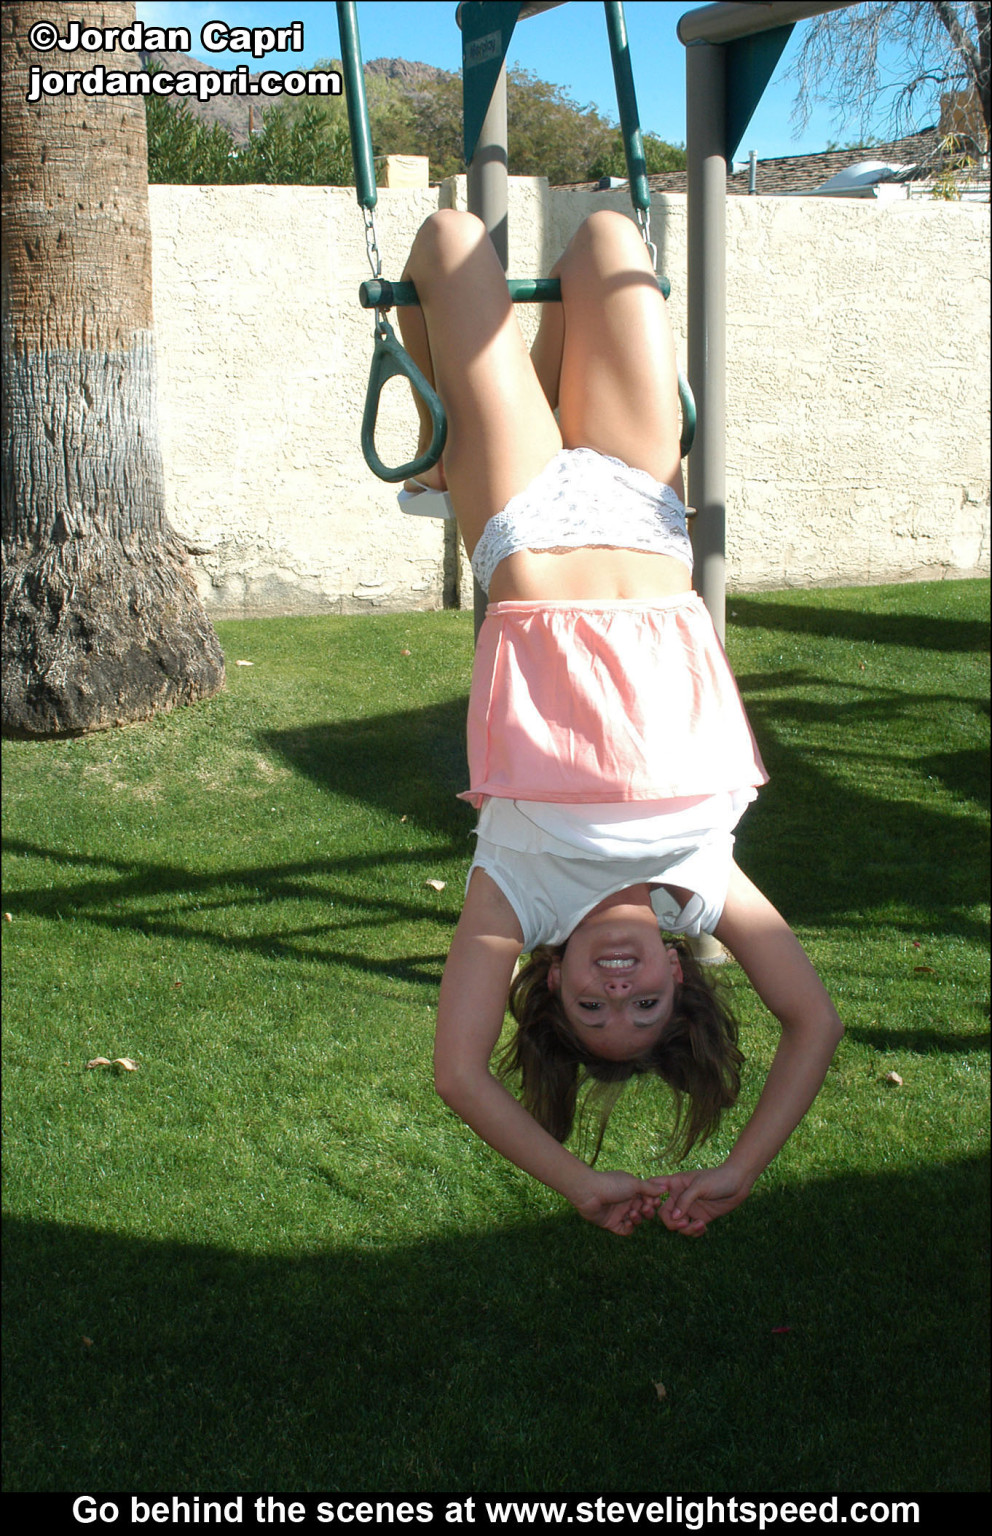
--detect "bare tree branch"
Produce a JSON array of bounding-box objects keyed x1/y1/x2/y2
[{"x1": 788, "y1": 2, "x2": 990, "y2": 144}]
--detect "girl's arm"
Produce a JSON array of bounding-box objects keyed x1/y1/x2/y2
[
  {"x1": 435, "y1": 869, "x2": 660, "y2": 1236},
  {"x1": 652, "y1": 860, "x2": 844, "y2": 1236}
]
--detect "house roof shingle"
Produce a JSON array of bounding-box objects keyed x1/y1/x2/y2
[{"x1": 564, "y1": 127, "x2": 989, "y2": 197}]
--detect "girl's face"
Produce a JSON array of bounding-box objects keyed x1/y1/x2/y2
[{"x1": 547, "y1": 885, "x2": 683, "y2": 1062}]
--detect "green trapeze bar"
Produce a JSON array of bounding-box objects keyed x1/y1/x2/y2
[
  {"x1": 360, "y1": 274, "x2": 672, "y2": 309},
  {"x1": 359, "y1": 275, "x2": 693, "y2": 461}
]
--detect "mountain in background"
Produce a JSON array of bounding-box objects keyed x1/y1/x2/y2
[
  {"x1": 142, "y1": 51, "x2": 687, "y2": 186},
  {"x1": 140, "y1": 52, "x2": 451, "y2": 146}
]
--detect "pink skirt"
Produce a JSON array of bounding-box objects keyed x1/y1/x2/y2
[{"x1": 459, "y1": 594, "x2": 768, "y2": 809}]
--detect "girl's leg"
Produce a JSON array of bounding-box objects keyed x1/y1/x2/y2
[
  {"x1": 535, "y1": 210, "x2": 685, "y2": 499},
  {"x1": 397, "y1": 211, "x2": 561, "y2": 552},
  {"x1": 395, "y1": 297, "x2": 447, "y2": 491},
  {"x1": 528, "y1": 293, "x2": 564, "y2": 414}
]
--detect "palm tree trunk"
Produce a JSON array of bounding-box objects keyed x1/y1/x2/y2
[{"x1": 1, "y1": 0, "x2": 224, "y2": 735}]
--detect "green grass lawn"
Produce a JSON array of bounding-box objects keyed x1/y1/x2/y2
[{"x1": 2, "y1": 580, "x2": 989, "y2": 1495}]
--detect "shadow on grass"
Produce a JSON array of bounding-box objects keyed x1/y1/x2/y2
[
  {"x1": 843, "y1": 1022, "x2": 990, "y2": 1053},
  {"x1": 919, "y1": 747, "x2": 990, "y2": 808},
  {"x1": 4, "y1": 577, "x2": 988, "y2": 990},
  {"x1": 727, "y1": 596, "x2": 990, "y2": 654},
  {"x1": 260, "y1": 673, "x2": 988, "y2": 944},
  {"x1": 4, "y1": 1159, "x2": 988, "y2": 1496},
  {"x1": 262, "y1": 653, "x2": 987, "y2": 944},
  {"x1": 725, "y1": 675, "x2": 989, "y2": 941},
  {"x1": 1, "y1": 839, "x2": 466, "y2": 985},
  {"x1": 262, "y1": 697, "x2": 472, "y2": 842},
  {"x1": 4, "y1": 702, "x2": 477, "y2": 985},
  {"x1": 3, "y1": 653, "x2": 988, "y2": 977}
]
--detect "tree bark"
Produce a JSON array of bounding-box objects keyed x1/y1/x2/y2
[
  {"x1": 934, "y1": 3, "x2": 991, "y2": 137},
  {"x1": 1, "y1": 0, "x2": 224, "y2": 736}
]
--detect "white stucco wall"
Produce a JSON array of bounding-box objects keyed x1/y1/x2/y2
[
  {"x1": 149, "y1": 181, "x2": 989, "y2": 616},
  {"x1": 720, "y1": 194, "x2": 990, "y2": 588}
]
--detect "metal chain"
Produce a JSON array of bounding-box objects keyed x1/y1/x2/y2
[
  {"x1": 362, "y1": 206, "x2": 382, "y2": 279},
  {"x1": 362, "y1": 206, "x2": 387, "y2": 335},
  {"x1": 636, "y1": 206, "x2": 658, "y2": 272}
]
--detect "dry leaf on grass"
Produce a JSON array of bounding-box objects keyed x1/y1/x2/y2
[
  {"x1": 236, "y1": 660, "x2": 254, "y2": 667},
  {"x1": 86, "y1": 1058, "x2": 112, "y2": 1069},
  {"x1": 885, "y1": 1071, "x2": 903, "y2": 1086},
  {"x1": 425, "y1": 879, "x2": 446, "y2": 892},
  {"x1": 652, "y1": 1381, "x2": 667, "y2": 1401},
  {"x1": 113, "y1": 1058, "x2": 139, "y2": 1072}
]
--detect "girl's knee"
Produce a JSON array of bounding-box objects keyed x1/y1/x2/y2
[
  {"x1": 574, "y1": 209, "x2": 649, "y2": 260},
  {"x1": 405, "y1": 210, "x2": 496, "y2": 296},
  {"x1": 412, "y1": 209, "x2": 488, "y2": 266},
  {"x1": 554, "y1": 210, "x2": 654, "y2": 287},
  {"x1": 582, "y1": 208, "x2": 637, "y2": 236}
]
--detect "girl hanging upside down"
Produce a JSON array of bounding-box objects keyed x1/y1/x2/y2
[{"x1": 396, "y1": 208, "x2": 843, "y2": 1238}]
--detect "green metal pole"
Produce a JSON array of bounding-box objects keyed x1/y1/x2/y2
[
  {"x1": 336, "y1": 1, "x2": 377, "y2": 210},
  {"x1": 358, "y1": 275, "x2": 672, "y2": 309},
  {"x1": 604, "y1": 1, "x2": 650, "y2": 215}
]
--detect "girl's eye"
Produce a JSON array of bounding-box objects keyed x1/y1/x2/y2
[
  {"x1": 636, "y1": 998, "x2": 660, "y2": 1010},
  {"x1": 578, "y1": 1001, "x2": 603, "y2": 1012}
]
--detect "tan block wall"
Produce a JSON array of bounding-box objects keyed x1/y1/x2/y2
[{"x1": 149, "y1": 181, "x2": 989, "y2": 616}]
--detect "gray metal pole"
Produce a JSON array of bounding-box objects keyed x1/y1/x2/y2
[
  {"x1": 678, "y1": 1, "x2": 850, "y2": 45},
  {"x1": 467, "y1": 63, "x2": 508, "y2": 630},
  {"x1": 685, "y1": 39, "x2": 727, "y2": 644},
  {"x1": 467, "y1": 62, "x2": 509, "y2": 266},
  {"x1": 685, "y1": 39, "x2": 731, "y2": 967}
]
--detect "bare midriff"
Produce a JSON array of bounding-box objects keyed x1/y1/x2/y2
[{"x1": 486, "y1": 546, "x2": 694, "y2": 604}]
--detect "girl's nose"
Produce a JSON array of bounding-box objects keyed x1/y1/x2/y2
[{"x1": 603, "y1": 976, "x2": 632, "y2": 996}]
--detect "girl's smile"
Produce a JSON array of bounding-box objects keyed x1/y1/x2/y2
[{"x1": 548, "y1": 887, "x2": 684, "y2": 1060}]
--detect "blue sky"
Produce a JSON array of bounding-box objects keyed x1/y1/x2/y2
[{"x1": 134, "y1": 1, "x2": 900, "y2": 164}]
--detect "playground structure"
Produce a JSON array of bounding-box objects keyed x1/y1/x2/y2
[
  {"x1": 337, "y1": 3, "x2": 696, "y2": 485},
  {"x1": 337, "y1": 2, "x2": 856, "y2": 636},
  {"x1": 677, "y1": 1, "x2": 850, "y2": 638}
]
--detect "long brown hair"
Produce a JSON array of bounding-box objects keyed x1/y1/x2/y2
[{"x1": 497, "y1": 939, "x2": 743, "y2": 1162}]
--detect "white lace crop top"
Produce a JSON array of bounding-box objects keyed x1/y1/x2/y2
[{"x1": 470, "y1": 447, "x2": 693, "y2": 594}]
